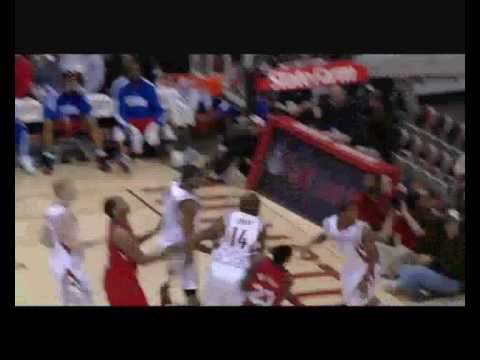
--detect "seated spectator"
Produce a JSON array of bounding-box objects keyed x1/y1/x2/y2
[
  {"x1": 15, "y1": 103, "x2": 36, "y2": 174},
  {"x1": 207, "y1": 104, "x2": 268, "y2": 182},
  {"x1": 31, "y1": 55, "x2": 63, "y2": 93},
  {"x1": 58, "y1": 54, "x2": 106, "y2": 94},
  {"x1": 362, "y1": 90, "x2": 400, "y2": 162},
  {"x1": 113, "y1": 56, "x2": 165, "y2": 172},
  {"x1": 40, "y1": 71, "x2": 110, "y2": 174},
  {"x1": 384, "y1": 210, "x2": 464, "y2": 301},
  {"x1": 314, "y1": 85, "x2": 363, "y2": 144},
  {"x1": 15, "y1": 55, "x2": 33, "y2": 99}
]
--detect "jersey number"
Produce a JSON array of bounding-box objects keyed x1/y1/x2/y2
[{"x1": 230, "y1": 227, "x2": 248, "y2": 249}]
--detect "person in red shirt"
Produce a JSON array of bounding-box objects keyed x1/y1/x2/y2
[
  {"x1": 356, "y1": 174, "x2": 393, "y2": 232},
  {"x1": 243, "y1": 245, "x2": 303, "y2": 306},
  {"x1": 15, "y1": 55, "x2": 33, "y2": 98},
  {"x1": 103, "y1": 196, "x2": 179, "y2": 306}
]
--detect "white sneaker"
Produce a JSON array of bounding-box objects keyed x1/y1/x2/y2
[{"x1": 19, "y1": 155, "x2": 36, "y2": 175}]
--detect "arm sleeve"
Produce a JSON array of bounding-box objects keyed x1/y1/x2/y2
[
  {"x1": 117, "y1": 87, "x2": 129, "y2": 125},
  {"x1": 79, "y1": 94, "x2": 92, "y2": 116},
  {"x1": 148, "y1": 85, "x2": 165, "y2": 124}
]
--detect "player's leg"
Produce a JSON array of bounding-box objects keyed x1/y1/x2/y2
[
  {"x1": 104, "y1": 271, "x2": 148, "y2": 306},
  {"x1": 15, "y1": 120, "x2": 36, "y2": 174},
  {"x1": 41, "y1": 119, "x2": 57, "y2": 174},
  {"x1": 181, "y1": 259, "x2": 200, "y2": 306},
  {"x1": 203, "y1": 263, "x2": 227, "y2": 306},
  {"x1": 144, "y1": 121, "x2": 162, "y2": 156},
  {"x1": 82, "y1": 117, "x2": 111, "y2": 172}
]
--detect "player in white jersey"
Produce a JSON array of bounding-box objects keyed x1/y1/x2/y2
[
  {"x1": 303, "y1": 202, "x2": 380, "y2": 306},
  {"x1": 39, "y1": 179, "x2": 100, "y2": 305},
  {"x1": 190, "y1": 193, "x2": 266, "y2": 306},
  {"x1": 157, "y1": 165, "x2": 204, "y2": 306}
]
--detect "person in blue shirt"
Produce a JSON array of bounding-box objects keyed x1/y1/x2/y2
[
  {"x1": 41, "y1": 71, "x2": 110, "y2": 174},
  {"x1": 112, "y1": 56, "x2": 165, "y2": 172},
  {"x1": 15, "y1": 117, "x2": 36, "y2": 175}
]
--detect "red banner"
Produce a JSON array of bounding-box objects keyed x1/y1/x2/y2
[{"x1": 256, "y1": 61, "x2": 369, "y2": 92}]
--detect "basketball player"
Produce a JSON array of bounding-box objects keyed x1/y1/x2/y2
[
  {"x1": 103, "y1": 196, "x2": 179, "y2": 306},
  {"x1": 190, "y1": 193, "x2": 266, "y2": 306},
  {"x1": 40, "y1": 71, "x2": 110, "y2": 174},
  {"x1": 303, "y1": 202, "x2": 381, "y2": 306},
  {"x1": 157, "y1": 165, "x2": 205, "y2": 306},
  {"x1": 39, "y1": 179, "x2": 100, "y2": 305},
  {"x1": 113, "y1": 56, "x2": 165, "y2": 172},
  {"x1": 243, "y1": 245, "x2": 303, "y2": 306}
]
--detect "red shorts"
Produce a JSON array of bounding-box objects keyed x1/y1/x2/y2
[
  {"x1": 128, "y1": 118, "x2": 155, "y2": 133},
  {"x1": 53, "y1": 117, "x2": 89, "y2": 138},
  {"x1": 104, "y1": 270, "x2": 148, "y2": 306}
]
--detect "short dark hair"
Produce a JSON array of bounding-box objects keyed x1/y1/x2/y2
[
  {"x1": 339, "y1": 201, "x2": 356, "y2": 214},
  {"x1": 271, "y1": 245, "x2": 293, "y2": 265},
  {"x1": 104, "y1": 198, "x2": 116, "y2": 218}
]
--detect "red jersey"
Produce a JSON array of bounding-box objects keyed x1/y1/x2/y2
[
  {"x1": 106, "y1": 220, "x2": 138, "y2": 278},
  {"x1": 245, "y1": 258, "x2": 293, "y2": 306},
  {"x1": 356, "y1": 192, "x2": 392, "y2": 231},
  {"x1": 104, "y1": 219, "x2": 148, "y2": 306}
]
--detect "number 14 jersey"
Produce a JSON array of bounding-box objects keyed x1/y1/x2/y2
[{"x1": 211, "y1": 211, "x2": 264, "y2": 270}]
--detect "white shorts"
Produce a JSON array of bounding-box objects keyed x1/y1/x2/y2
[
  {"x1": 341, "y1": 265, "x2": 380, "y2": 306},
  {"x1": 112, "y1": 122, "x2": 161, "y2": 155},
  {"x1": 203, "y1": 262, "x2": 247, "y2": 306},
  {"x1": 49, "y1": 257, "x2": 93, "y2": 306}
]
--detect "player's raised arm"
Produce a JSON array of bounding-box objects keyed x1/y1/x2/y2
[{"x1": 136, "y1": 220, "x2": 162, "y2": 244}]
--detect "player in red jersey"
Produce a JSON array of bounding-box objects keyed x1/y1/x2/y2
[
  {"x1": 243, "y1": 245, "x2": 303, "y2": 306},
  {"x1": 103, "y1": 196, "x2": 178, "y2": 306}
]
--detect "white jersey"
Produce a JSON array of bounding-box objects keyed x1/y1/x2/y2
[
  {"x1": 211, "y1": 211, "x2": 264, "y2": 270},
  {"x1": 158, "y1": 181, "x2": 202, "y2": 248},
  {"x1": 45, "y1": 202, "x2": 92, "y2": 305},
  {"x1": 323, "y1": 215, "x2": 379, "y2": 306}
]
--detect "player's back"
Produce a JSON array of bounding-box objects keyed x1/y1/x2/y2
[
  {"x1": 245, "y1": 258, "x2": 291, "y2": 306},
  {"x1": 212, "y1": 211, "x2": 264, "y2": 270},
  {"x1": 159, "y1": 181, "x2": 201, "y2": 247}
]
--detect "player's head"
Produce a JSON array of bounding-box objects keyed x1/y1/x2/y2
[
  {"x1": 271, "y1": 245, "x2": 293, "y2": 266},
  {"x1": 180, "y1": 164, "x2": 204, "y2": 190},
  {"x1": 104, "y1": 196, "x2": 131, "y2": 220},
  {"x1": 338, "y1": 201, "x2": 358, "y2": 225},
  {"x1": 62, "y1": 70, "x2": 81, "y2": 92},
  {"x1": 364, "y1": 173, "x2": 381, "y2": 197},
  {"x1": 53, "y1": 178, "x2": 77, "y2": 202},
  {"x1": 126, "y1": 56, "x2": 142, "y2": 82},
  {"x1": 239, "y1": 192, "x2": 261, "y2": 216}
]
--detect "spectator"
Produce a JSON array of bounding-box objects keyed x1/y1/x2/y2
[
  {"x1": 30, "y1": 55, "x2": 63, "y2": 93},
  {"x1": 113, "y1": 56, "x2": 165, "y2": 172},
  {"x1": 15, "y1": 55, "x2": 33, "y2": 98},
  {"x1": 315, "y1": 84, "x2": 362, "y2": 144},
  {"x1": 15, "y1": 101, "x2": 36, "y2": 174},
  {"x1": 361, "y1": 90, "x2": 400, "y2": 162},
  {"x1": 40, "y1": 71, "x2": 110, "y2": 174},
  {"x1": 384, "y1": 210, "x2": 464, "y2": 301},
  {"x1": 207, "y1": 105, "x2": 268, "y2": 182},
  {"x1": 58, "y1": 55, "x2": 106, "y2": 93}
]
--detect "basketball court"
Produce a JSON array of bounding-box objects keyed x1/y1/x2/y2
[{"x1": 18, "y1": 159, "x2": 465, "y2": 306}]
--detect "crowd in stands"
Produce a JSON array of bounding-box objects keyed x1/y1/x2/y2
[{"x1": 15, "y1": 54, "x2": 465, "y2": 302}]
